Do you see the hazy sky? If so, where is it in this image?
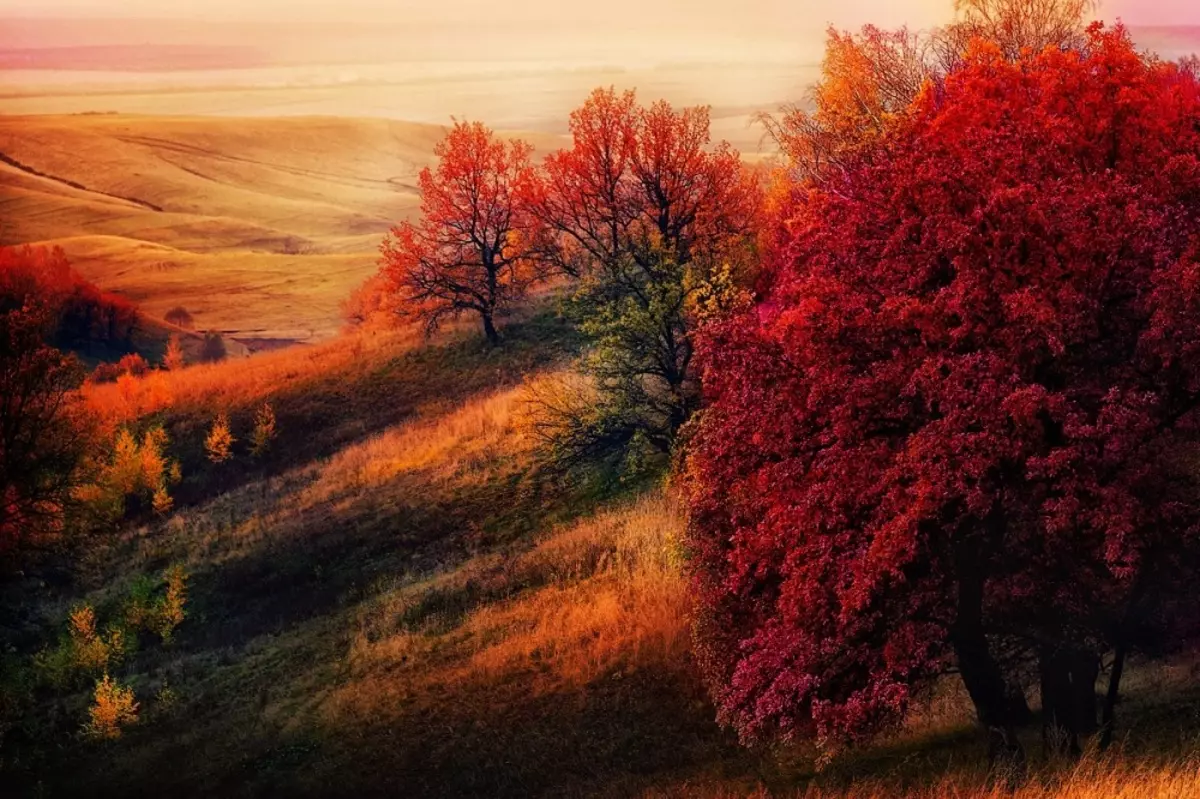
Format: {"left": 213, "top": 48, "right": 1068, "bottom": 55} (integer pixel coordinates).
{"left": 4, "top": 0, "right": 1199, "bottom": 26}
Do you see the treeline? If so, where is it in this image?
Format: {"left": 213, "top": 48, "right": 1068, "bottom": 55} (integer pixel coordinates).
{"left": 0, "top": 245, "right": 138, "bottom": 354}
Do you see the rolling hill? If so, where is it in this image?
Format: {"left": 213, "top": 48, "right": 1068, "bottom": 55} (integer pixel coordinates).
{"left": 0, "top": 114, "right": 563, "bottom": 347}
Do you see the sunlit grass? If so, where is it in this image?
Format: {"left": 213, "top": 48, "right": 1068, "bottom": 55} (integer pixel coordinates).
{"left": 81, "top": 324, "right": 423, "bottom": 423}
{"left": 657, "top": 756, "right": 1200, "bottom": 798}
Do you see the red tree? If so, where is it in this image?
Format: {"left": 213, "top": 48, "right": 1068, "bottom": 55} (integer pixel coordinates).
{"left": 0, "top": 303, "right": 88, "bottom": 557}
{"left": 538, "top": 87, "right": 757, "bottom": 280}
{"left": 527, "top": 89, "right": 759, "bottom": 461}
{"left": 687, "top": 28, "right": 1200, "bottom": 760}
{"left": 379, "top": 121, "right": 548, "bottom": 344}
{"left": 0, "top": 245, "right": 138, "bottom": 354}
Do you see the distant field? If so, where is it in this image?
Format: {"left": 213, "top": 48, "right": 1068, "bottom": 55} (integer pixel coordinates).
{"left": 0, "top": 61, "right": 802, "bottom": 153}
{"left": 0, "top": 114, "right": 565, "bottom": 346}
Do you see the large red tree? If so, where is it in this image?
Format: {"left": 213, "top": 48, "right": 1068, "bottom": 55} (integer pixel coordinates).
{"left": 687, "top": 28, "right": 1200, "bottom": 760}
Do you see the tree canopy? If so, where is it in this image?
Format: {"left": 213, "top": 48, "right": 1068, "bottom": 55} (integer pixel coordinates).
{"left": 687, "top": 27, "right": 1200, "bottom": 759}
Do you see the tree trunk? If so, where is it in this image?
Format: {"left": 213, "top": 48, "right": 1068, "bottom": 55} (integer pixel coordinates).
{"left": 951, "top": 562, "right": 1026, "bottom": 772}
{"left": 481, "top": 311, "right": 500, "bottom": 345}
{"left": 953, "top": 628, "right": 1027, "bottom": 772}
{"left": 1100, "top": 644, "right": 1127, "bottom": 751}
{"left": 1038, "top": 647, "right": 1099, "bottom": 757}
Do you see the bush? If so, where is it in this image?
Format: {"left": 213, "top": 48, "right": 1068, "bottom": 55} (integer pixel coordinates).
{"left": 76, "top": 426, "right": 179, "bottom": 523}
{"left": 250, "top": 402, "right": 277, "bottom": 458}
{"left": 205, "top": 413, "right": 235, "bottom": 463}
{"left": 84, "top": 674, "right": 138, "bottom": 740}
{"left": 200, "top": 331, "right": 226, "bottom": 362}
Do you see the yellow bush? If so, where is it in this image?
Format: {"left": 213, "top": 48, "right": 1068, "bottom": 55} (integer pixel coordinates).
{"left": 78, "top": 426, "right": 179, "bottom": 522}
{"left": 163, "top": 334, "right": 185, "bottom": 371}
{"left": 68, "top": 605, "right": 115, "bottom": 673}
{"left": 250, "top": 402, "right": 277, "bottom": 457}
{"left": 85, "top": 674, "right": 138, "bottom": 740}
{"left": 206, "top": 412, "right": 235, "bottom": 463}
{"left": 151, "top": 486, "right": 174, "bottom": 515}
{"left": 153, "top": 565, "right": 187, "bottom": 643}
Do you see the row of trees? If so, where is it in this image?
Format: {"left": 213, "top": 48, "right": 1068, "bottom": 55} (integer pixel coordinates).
{"left": 0, "top": 245, "right": 138, "bottom": 355}
{"left": 688, "top": 0, "right": 1200, "bottom": 768}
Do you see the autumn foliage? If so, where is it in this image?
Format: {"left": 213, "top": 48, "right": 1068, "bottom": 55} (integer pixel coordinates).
{"left": 528, "top": 88, "right": 760, "bottom": 466}
{"left": 687, "top": 26, "right": 1200, "bottom": 759}
{"left": 379, "top": 121, "right": 549, "bottom": 344}
{"left": 0, "top": 263, "right": 91, "bottom": 555}
{"left": 0, "top": 245, "right": 138, "bottom": 354}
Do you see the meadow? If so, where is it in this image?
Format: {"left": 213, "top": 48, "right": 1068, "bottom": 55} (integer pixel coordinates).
{"left": 8, "top": 306, "right": 1200, "bottom": 797}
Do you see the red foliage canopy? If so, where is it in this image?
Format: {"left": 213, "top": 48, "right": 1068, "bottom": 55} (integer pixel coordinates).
{"left": 687, "top": 28, "right": 1200, "bottom": 748}
{"left": 537, "top": 87, "right": 757, "bottom": 276}
{"left": 0, "top": 245, "right": 138, "bottom": 352}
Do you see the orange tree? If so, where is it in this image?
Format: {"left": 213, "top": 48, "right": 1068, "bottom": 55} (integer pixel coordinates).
{"left": 379, "top": 121, "right": 550, "bottom": 345}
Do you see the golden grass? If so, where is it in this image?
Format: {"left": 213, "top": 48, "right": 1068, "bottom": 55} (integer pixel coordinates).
{"left": 81, "top": 323, "right": 421, "bottom": 423}
{"left": 656, "top": 756, "right": 1200, "bottom": 798}
{"left": 326, "top": 490, "right": 689, "bottom": 728}
{"left": 40, "top": 235, "right": 376, "bottom": 342}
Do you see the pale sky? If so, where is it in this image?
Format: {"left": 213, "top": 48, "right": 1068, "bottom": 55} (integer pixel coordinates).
{"left": 3, "top": 0, "right": 1198, "bottom": 26}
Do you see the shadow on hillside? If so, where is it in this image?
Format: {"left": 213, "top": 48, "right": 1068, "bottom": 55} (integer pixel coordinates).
{"left": 165, "top": 309, "right": 582, "bottom": 509}
{"left": 303, "top": 662, "right": 756, "bottom": 799}
{"left": 183, "top": 457, "right": 583, "bottom": 653}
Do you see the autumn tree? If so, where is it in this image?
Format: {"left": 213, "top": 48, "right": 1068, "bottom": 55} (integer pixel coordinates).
{"left": 687, "top": 28, "right": 1200, "bottom": 764}
{"left": 200, "top": 331, "right": 226, "bottom": 363}
{"left": 532, "top": 89, "right": 758, "bottom": 469}
{"left": 939, "top": 0, "right": 1094, "bottom": 63}
{"left": 163, "top": 334, "right": 184, "bottom": 371}
{"left": 205, "top": 413, "right": 234, "bottom": 464}
{"left": 762, "top": 0, "right": 1092, "bottom": 185}
{"left": 250, "top": 402, "right": 276, "bottom": 458}
{"left": 164, "top": 306, "right": 194, "bottom": 330}
{"left": 0, "top": 299, "right": 89, "bottom": 557}
{"left": 379, "top": 121, "right": 549, "bottom": 345}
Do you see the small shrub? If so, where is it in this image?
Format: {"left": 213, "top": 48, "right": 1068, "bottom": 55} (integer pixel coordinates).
{"left": 250, "top": 402, "right": 277, "bottom": 457}
{"left": 34, "top": 604, "right": 128, "bottom": 688}
{"left": 152, "top": 565, "right": 187, "bottom": 643}
{"left": 163, "top": 334, "right": 185, "bottom": 371}
{"left": 153, "top": 681, "right": 179, "bottom": 719}
{"left": 151, "top": 485, "right": 173, "bottom": 515}
{"left": 85, "top": 674, "right": 138, "bottom": 740}
{"left": 68, "top": 605, "right": 113, "bottom": 674}
{"left": 200, "top": 331, "right": 226, "bottom": 362}
{"left": 123, "top": 567, "right": 188, "bottom": 643}
{"left": 89, "top": 353, "right": 150, "bottom": 385}
{"left": 79, "top": 426, "right": 179, "bottom": 522}
{"left": 206, "top": 413, "right": 235, "bottom": 463}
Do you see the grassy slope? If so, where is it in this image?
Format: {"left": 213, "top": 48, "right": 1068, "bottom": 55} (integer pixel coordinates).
{"left": 0, "top": 115, "right": 564, "bottom": 345}
{"left": 7, "top": 309, "right": 1200, "bottom": 798}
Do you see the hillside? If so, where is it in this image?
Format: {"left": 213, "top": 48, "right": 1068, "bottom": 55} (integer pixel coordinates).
{"left": 4, "top": 306, "right": 1200, "bottom": 798}
{"left": 0, "top": 115, "right": 563, "bottom": 346}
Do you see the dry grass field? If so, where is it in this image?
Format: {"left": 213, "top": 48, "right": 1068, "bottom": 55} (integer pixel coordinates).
{"left": 0, "top": 113, "right": 562, "bottom": 345}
